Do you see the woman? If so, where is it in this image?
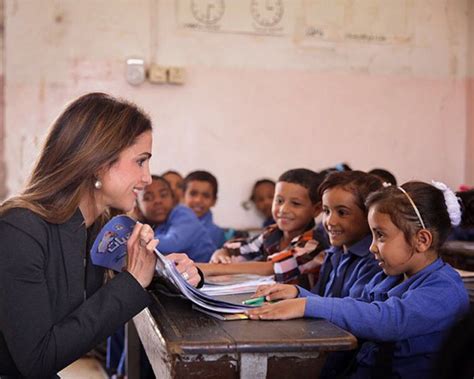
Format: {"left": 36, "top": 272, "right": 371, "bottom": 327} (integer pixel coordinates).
{"left": 0, "top": 93, "right": 201, "bottom": 377}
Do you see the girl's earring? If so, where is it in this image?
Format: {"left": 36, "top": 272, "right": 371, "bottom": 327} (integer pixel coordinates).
{"left": 94, "top": 179, "right": 103, "bottom": 190}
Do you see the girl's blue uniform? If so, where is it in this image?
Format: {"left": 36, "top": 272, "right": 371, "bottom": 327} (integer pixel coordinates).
{"left": 299, "top": 258, "right": 469, "bottom": 378}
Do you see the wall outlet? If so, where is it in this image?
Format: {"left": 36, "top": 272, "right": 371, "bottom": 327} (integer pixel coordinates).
{"left": 125, "top": 58, "right": 146, "bottom": 86}
{"left": 148, "top": 64, "right": 168, "bottom": 84}
{"left": 168, "top": 67, "right": 186, "bottom": 84}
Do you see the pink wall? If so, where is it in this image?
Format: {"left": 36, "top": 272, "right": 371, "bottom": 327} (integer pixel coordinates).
{"left": 3, "top": 1, "right": 472, "bottom": 228}
{"left": 467, "top": 78, "right": 474, "bottom": 184}
{"left": 5, "top": 64, "right": 467, "bottom": 227}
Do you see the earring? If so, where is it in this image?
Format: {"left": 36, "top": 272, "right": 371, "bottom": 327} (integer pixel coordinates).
{"left": 94, "top": 179, "right": 103, "bottom": 190}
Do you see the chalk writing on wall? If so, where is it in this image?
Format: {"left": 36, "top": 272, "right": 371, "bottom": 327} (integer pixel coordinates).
{"left": 296, "top": 0, "right": 414, "bottom": 45}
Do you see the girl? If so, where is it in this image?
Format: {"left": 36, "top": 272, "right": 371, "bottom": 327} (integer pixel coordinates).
{"left": 162, "top": 170, "right": 184, "bottom": 204}
{"left": 313, "top": 170, "right": 383, "bottom": 298}
{"left": 134, "top": 175, "right": 216, "bottom": 263}
{"left": 247, "top": 181, "right": 470, "bottom": 379}
{"left": 249, "top": 179, "right": 276, "bottom": 228}
{"left": 0, "top": 93, "right": 201, "bottom": 377}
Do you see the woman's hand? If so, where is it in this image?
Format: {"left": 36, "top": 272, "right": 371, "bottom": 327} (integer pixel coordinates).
{"left": 253, "top": 283, "right": 299, "bottom": 301}
{"left": 246, "top": 298, "right": 306, "bottom": 320}
{"left": 126, "top": 222, "right": 158, "bottom": 288}
{"left": 166, "top": 253, "right": 201, "bottom": 287}
{"left": 209, "top": 248, "right": 232, "bottom": 264}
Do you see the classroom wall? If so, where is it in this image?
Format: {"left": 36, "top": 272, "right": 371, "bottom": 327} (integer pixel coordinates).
{"left": 3, "top": 0, "right": 472, "bottom": 228}
{"left": 466, "top": 0, "right": 474, "bottom": 184}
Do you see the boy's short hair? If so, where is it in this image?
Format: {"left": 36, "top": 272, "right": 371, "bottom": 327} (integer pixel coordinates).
{"left": 318, "top": 171, "right": 383, "bottom": 214}
{"left": 183, "top": 170, "right": 218, "bottom": 198}
{"left": 278, "top": 168, "right": 324, "bottom": 204}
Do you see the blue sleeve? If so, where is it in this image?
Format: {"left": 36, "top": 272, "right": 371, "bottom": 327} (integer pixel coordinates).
{"left": 297, "top": 286, "right": 313, "bottom": 298}
{"left": 210, "top": 224, "right": 226, "bottom": 248}
{"left": 348, "top": 257, "right": 382, "bottom": 298}
{"left": 304, "top": 277, "right": 469, "bottom": 342}
{"left": 154, "top": 210, "right": 201, "bottom": 253}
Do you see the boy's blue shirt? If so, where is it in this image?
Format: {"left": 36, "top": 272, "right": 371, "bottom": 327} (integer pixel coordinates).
{"left": 302, "top": 258, "right": 469, "bottom": 378}
{"left": 309, "top": 234, "right": 381, "bottom": 298}
{"left": 199, "top": 210, "right": 226, "bottom": 248}
{"left": 154, "top": 205, "right": 216, "bottom": 262}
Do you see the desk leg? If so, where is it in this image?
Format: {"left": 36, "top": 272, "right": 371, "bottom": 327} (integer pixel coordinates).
{"left": 126, "top": 321, "right": 140, "bottom": 379}
{"left": 240, "top": 353, "right": 267, "bottom": 379}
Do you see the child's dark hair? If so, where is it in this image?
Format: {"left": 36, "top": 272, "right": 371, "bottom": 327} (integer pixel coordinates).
{"left": 365, "top": 182, "right": 474, "bottom": 250}
{"left": 183, "top": 170, "right": 218, "bottom": 198}
{"left": 151, "top": 174, "right": 173, "bottom": 193}
{"left": 278, "top": 168, "right": 324, "bottom": 204}
{"left": 456, "top": 189, "right": 474, "bottom": 227}
{"left": 162, "top": 170, "right": 183, "bottom": 178}
{"left": 318, "top": 171, "right": 383, "bottom": 214}
{"left": 250, "top": 179, "right": 275, "bottom": 202}
{"left": 368, "top": 168, "right": 397, "bottom": 185}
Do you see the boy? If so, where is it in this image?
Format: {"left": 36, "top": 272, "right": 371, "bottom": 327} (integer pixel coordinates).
{"left": 201, "top": 168, "right": 329, "bottom": 287}
{"left": 183, "top": 170, "right": 226, "bottom": 248}
{"left": 135, "top": 175, "right": 216, "bottom": 262}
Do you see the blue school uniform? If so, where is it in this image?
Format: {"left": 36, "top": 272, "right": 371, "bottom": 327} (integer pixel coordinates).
{"left": 310, "top": 234, "right": 381, "bottom": 298}
{"left": 155, "top": 205, "right": 216, "bottom": 263}
{"left": 303, "top": 258, "right": 469, "bottom": 379}
{"left": 199, "top": 210, "right": 226, "bottom": 248}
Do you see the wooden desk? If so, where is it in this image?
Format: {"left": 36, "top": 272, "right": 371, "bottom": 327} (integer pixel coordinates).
{"left": 132, "top": 292, "right": 357, "bottom": 379}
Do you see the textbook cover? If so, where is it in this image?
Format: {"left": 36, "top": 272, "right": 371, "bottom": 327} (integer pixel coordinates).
{"left": 90, "top": 215, "right": 255, "bottom": 315}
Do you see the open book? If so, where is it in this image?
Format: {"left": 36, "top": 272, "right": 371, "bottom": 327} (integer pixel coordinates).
{"left": 90, "top": 215, "right": 255, "bottom": 315}
{"left": 201, "top": 274, "right": 275, "bottom": 296}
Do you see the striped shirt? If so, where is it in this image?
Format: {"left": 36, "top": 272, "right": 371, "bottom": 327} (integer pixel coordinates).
{"left": 224, "top": 222, "right": 329, "bottom": 285}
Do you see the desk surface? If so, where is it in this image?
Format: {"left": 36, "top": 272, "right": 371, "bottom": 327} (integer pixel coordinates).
{"left": 147, "top": 292, "right": 357, "bottom": 355}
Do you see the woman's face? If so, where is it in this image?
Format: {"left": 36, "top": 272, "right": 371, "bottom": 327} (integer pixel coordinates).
{"left": 99, "top": 131, "right": 153, "bottom": 212}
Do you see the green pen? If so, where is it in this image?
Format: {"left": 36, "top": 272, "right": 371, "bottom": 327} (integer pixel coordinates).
{"left": 242, "top": 296, "right": 266, "bottom": 306}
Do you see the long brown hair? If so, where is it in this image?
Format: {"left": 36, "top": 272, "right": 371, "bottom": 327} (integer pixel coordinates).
{"left": 0, "top": 92, "right": 152, "bottom": 223}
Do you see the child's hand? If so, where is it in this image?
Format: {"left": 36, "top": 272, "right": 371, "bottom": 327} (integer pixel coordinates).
{"left": 246, "top": 298, "right": 306, "bottom": 320}
{"left": 253, "top": 283, "right": 299, "bottom": 301}
{"left": 166, "top": 253, "right": 201, "bottom": 287}
{"left": 209, "top": 248, "right": 232, "bottom": 264}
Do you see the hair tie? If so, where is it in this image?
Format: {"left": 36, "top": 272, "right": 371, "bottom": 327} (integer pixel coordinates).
{"left": 431, "top": 181, "right": 462, "bottom": 226}
{"left": 398, "top": 186, "right": 426, "bottom": 229}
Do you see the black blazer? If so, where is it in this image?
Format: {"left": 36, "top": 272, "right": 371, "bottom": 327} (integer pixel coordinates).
{"left": 0, "top": 208, "right": 151, "bottom": 378}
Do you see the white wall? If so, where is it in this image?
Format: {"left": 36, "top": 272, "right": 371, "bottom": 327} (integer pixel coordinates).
{"left": 4, "top": 0, "right": 472, "bottom": 228}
